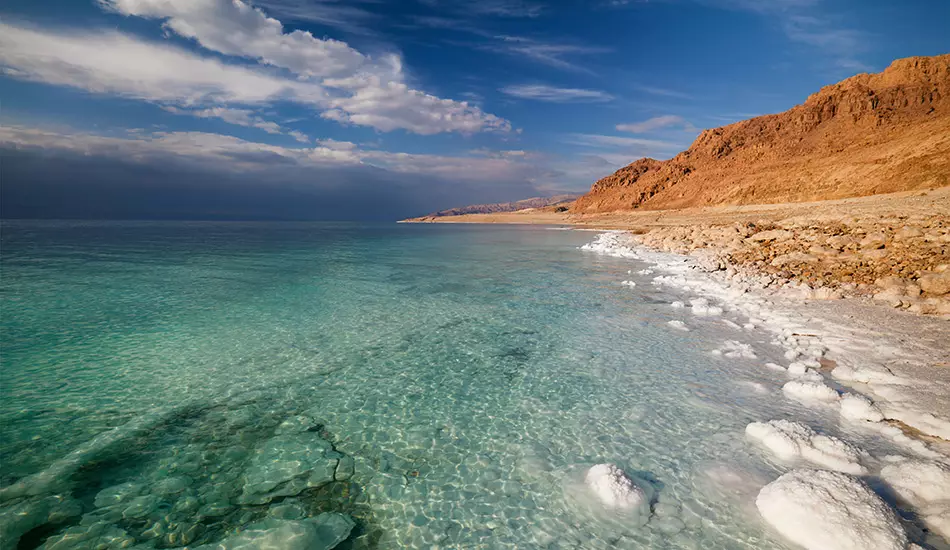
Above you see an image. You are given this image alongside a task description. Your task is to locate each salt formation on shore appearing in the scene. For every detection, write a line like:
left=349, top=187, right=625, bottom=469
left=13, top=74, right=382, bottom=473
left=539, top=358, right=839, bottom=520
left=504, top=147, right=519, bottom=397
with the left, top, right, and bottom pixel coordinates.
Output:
left=584, top=464, right=651, bottom=514
left=756, top=469, right=908, bottom=550
left=880, top=459, right=950, bottom=540
left=745, top=420, right=868, bottom=474
left=581, top=230, right=950, bottom=548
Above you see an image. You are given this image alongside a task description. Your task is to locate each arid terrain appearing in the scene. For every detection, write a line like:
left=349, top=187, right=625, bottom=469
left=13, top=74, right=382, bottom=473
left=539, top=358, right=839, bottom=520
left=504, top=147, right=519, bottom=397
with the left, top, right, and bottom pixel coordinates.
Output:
left=574, top=54, right=950, bottom=213
left=404, top=55, right=950, bottom=315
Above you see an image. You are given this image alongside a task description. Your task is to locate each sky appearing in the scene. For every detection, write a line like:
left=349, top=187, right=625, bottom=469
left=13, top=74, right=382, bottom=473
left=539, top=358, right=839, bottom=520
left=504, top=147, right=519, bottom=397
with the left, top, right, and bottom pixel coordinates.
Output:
left=1, top=0, right=948, bottom=220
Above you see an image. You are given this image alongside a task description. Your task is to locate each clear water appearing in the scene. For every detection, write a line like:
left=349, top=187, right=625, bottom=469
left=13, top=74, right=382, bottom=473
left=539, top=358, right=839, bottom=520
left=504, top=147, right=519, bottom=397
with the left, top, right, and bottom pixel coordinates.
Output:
left=0, top=221, right=904, bottom=549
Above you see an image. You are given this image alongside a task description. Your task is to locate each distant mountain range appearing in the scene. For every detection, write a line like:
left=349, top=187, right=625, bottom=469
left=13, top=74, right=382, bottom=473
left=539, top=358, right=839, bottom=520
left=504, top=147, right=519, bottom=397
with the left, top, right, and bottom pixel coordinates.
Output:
left=420, top=193, right=580, bottom=217
left=573, top=54, right=950, bottom=213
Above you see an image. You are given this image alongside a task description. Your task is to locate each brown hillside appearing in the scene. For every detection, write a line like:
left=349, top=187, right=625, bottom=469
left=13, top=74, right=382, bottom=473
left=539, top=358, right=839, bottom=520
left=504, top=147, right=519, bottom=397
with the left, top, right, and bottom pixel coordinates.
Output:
left=573, top=54, right=950, bottom=213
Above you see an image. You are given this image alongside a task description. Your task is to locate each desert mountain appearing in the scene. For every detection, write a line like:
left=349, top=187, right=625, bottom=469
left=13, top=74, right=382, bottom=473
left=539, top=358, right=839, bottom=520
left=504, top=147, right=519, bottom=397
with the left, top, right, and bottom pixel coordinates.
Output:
left=573, top=54, right=950, bottom=213
left=420, top=193, right=580, bottom=218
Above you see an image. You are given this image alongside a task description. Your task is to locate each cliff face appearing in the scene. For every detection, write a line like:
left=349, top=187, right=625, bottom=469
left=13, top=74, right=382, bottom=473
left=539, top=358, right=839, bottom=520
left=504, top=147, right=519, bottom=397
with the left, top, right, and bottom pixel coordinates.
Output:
left=573, top=54, right=950, bottom=213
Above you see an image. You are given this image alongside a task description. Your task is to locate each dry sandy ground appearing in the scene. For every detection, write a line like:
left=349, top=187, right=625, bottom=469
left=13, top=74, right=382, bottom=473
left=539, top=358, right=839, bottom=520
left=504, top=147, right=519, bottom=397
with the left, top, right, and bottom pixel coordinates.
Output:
left=404, top=186, right=950, bottom=229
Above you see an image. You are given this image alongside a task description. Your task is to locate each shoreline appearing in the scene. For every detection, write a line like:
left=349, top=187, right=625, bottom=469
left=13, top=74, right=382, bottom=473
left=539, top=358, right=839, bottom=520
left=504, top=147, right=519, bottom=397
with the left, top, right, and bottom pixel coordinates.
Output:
left=404, top=187, right=950, bottom=318
left=580, top=230, right=950, bottom=544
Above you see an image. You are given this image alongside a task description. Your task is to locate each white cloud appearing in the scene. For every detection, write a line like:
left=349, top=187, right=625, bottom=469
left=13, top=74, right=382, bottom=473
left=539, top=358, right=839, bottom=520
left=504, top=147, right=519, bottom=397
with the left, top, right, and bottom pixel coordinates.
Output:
left=0, top=22, right=311, bottom=105
left=253, top=0, right=380, bottom=35
left=164, top=106, right=285, bottom=134
left=499, top=84, right=613, bottom=102
left=287, top=130, right=310, bottom=143
left=566, top=133, right=682, bottom=150
left=0, top=124, right=531, bottom=182
left=484, top=35, right=610, bottom=72
left=323, top=79, right=510, bottom=134
left=0, top=7, right=509, bottom=136
left=616, top=115, right=696, bottom=133
left=418, top=0, right=544, bottom=18
left=99, top=0, right=377, bottom=80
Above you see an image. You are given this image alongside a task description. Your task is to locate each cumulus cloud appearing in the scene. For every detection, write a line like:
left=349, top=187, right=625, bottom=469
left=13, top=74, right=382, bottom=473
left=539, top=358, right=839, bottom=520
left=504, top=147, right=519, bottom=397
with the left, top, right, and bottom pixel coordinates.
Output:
left=0, top=4, right=509, bottom=135
left=499, top=84, right=613, bottom=102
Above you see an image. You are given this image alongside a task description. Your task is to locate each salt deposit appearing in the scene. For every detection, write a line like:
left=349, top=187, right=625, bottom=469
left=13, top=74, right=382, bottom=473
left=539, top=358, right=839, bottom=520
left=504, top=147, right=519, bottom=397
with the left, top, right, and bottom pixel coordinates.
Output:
left=880, top=459, right=950, bottom=540
left=745, top=420, right=868, bottom=474
left=667, top=320, right=689, bottom=331
left=839, top=393, right=885, bottom=422
left=584, top=464, right=651, bottom=513
left=756, top=469, right=908, bottom=550
left=710, top=340, right=756, bottom=359
left=782, top=380, right=840, bottom=402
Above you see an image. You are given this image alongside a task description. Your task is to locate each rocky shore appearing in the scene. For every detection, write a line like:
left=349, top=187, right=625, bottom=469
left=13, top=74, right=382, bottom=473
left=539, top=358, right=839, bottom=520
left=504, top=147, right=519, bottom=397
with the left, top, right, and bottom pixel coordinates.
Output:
left=404, top=187, right=950, bottom=318
left=634, top=215, right=950, bottom=316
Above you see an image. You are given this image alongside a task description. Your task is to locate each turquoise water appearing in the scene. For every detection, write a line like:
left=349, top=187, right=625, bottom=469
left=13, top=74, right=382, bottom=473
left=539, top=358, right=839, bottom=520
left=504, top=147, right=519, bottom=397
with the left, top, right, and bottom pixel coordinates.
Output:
left=0, top=221, right=897, bottom=549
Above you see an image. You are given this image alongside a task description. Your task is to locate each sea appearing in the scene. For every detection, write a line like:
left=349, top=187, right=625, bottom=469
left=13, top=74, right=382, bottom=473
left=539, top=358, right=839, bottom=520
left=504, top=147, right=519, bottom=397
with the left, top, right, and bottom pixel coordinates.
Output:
left=0, top=221, right=910, bottom=549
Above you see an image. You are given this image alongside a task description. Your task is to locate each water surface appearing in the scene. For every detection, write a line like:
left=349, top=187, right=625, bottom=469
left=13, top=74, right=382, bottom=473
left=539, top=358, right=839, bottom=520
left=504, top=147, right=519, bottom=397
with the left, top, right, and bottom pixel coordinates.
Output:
left=1, top=221, right=895, bottom=549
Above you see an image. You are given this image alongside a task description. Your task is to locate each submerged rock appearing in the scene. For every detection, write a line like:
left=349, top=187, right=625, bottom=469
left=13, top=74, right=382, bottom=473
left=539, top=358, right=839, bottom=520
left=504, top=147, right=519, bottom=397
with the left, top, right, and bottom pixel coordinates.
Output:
left=240, top=432, right=338, bottom=504
left=191, top=513, right=355, bottom=550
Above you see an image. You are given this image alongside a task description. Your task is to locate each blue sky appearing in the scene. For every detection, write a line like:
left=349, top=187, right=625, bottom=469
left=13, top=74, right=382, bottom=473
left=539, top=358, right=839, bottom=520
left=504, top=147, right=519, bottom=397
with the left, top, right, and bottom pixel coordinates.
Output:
left=1, top=0, right=948, bottom=219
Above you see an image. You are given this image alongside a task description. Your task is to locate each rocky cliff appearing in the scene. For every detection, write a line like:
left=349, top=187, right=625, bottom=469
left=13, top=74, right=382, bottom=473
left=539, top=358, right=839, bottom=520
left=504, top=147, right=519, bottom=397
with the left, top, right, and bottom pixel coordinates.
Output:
left=573, top=54, right=950, bottom=213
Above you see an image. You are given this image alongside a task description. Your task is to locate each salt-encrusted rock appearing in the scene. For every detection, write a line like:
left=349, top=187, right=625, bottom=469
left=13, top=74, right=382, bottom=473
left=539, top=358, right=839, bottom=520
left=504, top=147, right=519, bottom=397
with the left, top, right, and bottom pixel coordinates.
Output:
left=240, top=432, right=338, bottom=504
left=838, top=394, right=884, bottom=422
left=880, top=459, right=950, bottom=540
left=782, top=380, right=840, bottom=402
left=693, top=250, right=726, bottom=272
left=745, top=420, right=868, bottom=474
left=756, top=469, right=907, bottom=550
left=749, top=229, right=794, bottom=242
left=584, top=464, right=652, bottom=513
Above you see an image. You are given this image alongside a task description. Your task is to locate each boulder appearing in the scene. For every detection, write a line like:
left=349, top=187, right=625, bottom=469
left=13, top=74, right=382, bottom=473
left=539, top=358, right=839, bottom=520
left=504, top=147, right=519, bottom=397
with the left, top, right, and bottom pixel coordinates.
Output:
left=191, top=514, right=355, bottom=550
left=919, top=271, right=950, bottom=296
left=859, top=232, right=887, bottom=249
left=240, top=432, right=338, bottom=504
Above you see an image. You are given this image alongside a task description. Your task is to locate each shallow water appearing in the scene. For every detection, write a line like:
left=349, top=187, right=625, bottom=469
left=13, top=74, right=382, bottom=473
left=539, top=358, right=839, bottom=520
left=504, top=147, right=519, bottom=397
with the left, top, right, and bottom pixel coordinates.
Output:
left=0, top=221, right=919, bottom=549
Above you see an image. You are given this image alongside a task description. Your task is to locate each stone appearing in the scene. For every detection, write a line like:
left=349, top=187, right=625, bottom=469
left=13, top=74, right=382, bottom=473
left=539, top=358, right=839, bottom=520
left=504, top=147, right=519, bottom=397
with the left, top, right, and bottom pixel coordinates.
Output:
left=770, top=252, right=818, bottom=267
left=826, top=235, right=856, bottom=250
left=919, top=271, right=950, bottom=296
left=240, top=432, right=338, bottom=504
left=862, top=248, right=888, bottom=260
left=894, top=226, right=923, bottom=240
left=0, top=495, right=82, bottom=549
left=191, top=514, right=354, bottom=550
left=749, top=229, right=794, bottom=242
left=335, top=456, right=355, bottom=481
left=859, top=232, right=887, bottom=249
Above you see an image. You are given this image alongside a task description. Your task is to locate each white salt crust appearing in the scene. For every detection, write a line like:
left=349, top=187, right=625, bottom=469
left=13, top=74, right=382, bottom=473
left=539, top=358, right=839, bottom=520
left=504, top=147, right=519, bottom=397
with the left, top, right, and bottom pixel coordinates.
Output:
left=745, top=420, right=868, bottom=474
left=756, top=469, right=908, bottom=550
left=584, top=464, right=650, bottom=512
left=581, top=231, right=950, bottom=446
left=880, top=459, right=950, bottom=541
left=667, top=320, right=689, bottom=331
